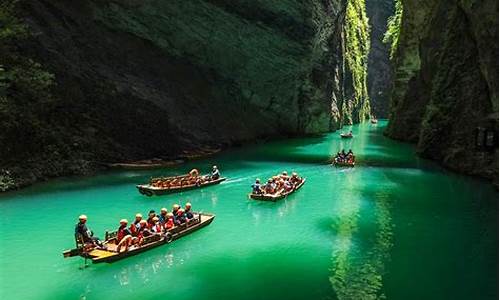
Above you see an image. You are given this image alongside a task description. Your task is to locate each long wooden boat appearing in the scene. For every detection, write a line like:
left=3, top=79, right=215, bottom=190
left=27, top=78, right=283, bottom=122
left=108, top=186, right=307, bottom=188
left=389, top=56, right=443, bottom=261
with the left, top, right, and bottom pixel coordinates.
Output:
left=63, top=212, right=215, bottom=264
left=249, top=178, right=306, bottom=202
left=340, top=133, right=353, bottom=139
left=137, top=176, right=226, bottom=196
left=370, top=119, right=378, bottom=124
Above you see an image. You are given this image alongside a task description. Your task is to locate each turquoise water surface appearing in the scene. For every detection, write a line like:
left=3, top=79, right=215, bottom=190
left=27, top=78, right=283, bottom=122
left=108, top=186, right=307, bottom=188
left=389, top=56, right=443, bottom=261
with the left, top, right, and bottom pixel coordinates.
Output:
left=0, top=121, right=497, bottom=300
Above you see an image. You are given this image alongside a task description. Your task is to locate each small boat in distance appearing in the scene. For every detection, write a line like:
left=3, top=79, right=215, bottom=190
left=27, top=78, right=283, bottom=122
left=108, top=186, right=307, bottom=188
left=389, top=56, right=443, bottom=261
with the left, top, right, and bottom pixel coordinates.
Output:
left=340, top=132, right=353, bottom=138
left=63, top=212, right=215, bottom=264
left=333, top=150, right=355, bottom=167
left=137, top=168, right=226, bottom=196
left=370, top=117, right=378, bottom=124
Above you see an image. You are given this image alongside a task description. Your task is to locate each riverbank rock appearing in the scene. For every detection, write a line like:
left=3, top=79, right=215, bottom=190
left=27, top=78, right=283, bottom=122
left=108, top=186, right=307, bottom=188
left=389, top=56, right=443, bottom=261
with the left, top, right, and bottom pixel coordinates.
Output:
left=385, top=0, right=498, bottom=180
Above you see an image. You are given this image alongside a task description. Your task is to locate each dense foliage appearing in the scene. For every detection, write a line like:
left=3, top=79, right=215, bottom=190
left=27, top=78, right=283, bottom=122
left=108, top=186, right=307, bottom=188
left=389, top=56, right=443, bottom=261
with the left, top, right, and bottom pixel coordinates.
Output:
left=343, top=0, right=371, bottom=122
left=382, top=0, right=402, bottom=59
left=0, top=1, right=61, bottom=190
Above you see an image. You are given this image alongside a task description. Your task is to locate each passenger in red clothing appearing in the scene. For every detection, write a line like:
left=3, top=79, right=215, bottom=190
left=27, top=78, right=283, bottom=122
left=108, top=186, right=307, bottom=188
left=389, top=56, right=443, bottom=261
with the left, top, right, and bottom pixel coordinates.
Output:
left=116, top=219, right=133, bottom=253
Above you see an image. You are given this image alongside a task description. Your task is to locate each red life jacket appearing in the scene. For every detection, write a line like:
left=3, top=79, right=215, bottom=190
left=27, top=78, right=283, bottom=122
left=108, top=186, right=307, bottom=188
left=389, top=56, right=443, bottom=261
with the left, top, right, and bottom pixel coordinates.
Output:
left=117, top=226, right=128, bottom=242
left=165, top=219, right=174, bottom=230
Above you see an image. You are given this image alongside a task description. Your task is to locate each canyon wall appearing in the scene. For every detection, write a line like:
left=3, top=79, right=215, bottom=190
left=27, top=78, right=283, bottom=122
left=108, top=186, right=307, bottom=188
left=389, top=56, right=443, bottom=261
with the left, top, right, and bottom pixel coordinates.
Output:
left=366, top=0, right=393, bottom=118
left=385, top=0, right=498, bottom=180
left=0, top=0, right=370, bottom=190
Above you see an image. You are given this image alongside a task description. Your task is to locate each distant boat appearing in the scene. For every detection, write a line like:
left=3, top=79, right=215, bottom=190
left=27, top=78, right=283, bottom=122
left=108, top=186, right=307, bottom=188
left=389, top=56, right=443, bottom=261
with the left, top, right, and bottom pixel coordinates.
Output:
left=370, top=118, right=378, bottom=124
left=249, top=179, right=306, bottom=202
left=340, top=132, right=353, bottom=138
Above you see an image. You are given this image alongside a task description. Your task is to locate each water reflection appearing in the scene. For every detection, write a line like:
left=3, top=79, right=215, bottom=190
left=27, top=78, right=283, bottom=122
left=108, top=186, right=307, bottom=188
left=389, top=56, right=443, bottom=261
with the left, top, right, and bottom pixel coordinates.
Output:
left=329, top=174, right=394, bottom=299
left=112, top=249, right=189, bottom=287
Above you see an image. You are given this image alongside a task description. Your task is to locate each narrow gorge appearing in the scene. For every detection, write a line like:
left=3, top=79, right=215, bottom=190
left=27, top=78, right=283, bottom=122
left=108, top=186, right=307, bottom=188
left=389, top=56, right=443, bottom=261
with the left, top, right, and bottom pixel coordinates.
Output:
left=0, top=0, right=497, bottom=190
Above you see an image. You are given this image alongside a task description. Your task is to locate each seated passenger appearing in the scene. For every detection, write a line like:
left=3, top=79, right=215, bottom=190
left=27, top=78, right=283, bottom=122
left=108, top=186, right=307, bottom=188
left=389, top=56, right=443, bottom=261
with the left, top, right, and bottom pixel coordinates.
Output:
left=264, top=179, right=276, bottom=194
left=116, top=219, right=133, bottom=253
left=130, top=213, right=142, bottom=236
left=189, top=168, right=199, bottom=178
left=275, top=178, right=285, bottom=193
left=137, top=220, right=153, bottom=244
left=151, top=217, right=163, bottom=234
left=290, top=172, right=302, bottom=185
left=251, top=178, right=263, bottom=194
left=175, top=208, right=186, bottom=225
left=147, top=210, right=156, bottom=229
left=211, top=165, right=220, bottom=180
left=159, top=208, right=168, bottom=225
left=164, top=213, right=175, bottom=230
left=75, top=215, right=105, bottom=248
left=283, top=180, right=294, bottom=192
left=280, top=171, right=289, bottom=180
left=185, top=202, right=194, bottom=220
left=172, top=204, right=180, bottom=218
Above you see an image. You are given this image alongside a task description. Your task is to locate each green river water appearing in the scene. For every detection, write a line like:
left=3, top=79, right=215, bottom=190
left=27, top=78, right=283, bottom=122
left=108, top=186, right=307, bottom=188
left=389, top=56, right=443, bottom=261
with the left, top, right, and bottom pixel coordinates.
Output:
left=0, top=121, right=497, bottom=300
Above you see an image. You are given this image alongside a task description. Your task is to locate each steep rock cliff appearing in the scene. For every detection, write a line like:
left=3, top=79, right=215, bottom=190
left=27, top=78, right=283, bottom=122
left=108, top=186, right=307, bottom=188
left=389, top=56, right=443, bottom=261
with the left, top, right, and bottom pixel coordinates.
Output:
left=0, top=0, right=370, bottom=190
left=385, top=0, right=498, bottom=180
left=366, top=0, right=393, bottom=118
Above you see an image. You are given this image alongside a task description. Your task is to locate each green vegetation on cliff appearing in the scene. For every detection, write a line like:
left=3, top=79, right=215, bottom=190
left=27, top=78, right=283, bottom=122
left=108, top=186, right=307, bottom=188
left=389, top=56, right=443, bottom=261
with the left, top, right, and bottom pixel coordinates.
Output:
left=383, top=0, right=402, bottom=59
left=0, top=1, right=57, bottom=190
left=343, top=0, right=371, bottom=123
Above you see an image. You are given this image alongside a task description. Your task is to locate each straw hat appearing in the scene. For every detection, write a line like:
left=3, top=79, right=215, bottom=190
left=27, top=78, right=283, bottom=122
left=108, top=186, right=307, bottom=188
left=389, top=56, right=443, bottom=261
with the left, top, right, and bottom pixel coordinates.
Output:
left=152, top=216, right=159, bottom=222
left=120, top=219, right=128, bottom=224
left=185, top=202, right=192, bottom=208
left=135, top=213, right=143, bottom=218
left=173, top=204, right=180, bottom=209
left=161, top=208, right=168, bottom=213
left=79, top=215, right=87, bottom=220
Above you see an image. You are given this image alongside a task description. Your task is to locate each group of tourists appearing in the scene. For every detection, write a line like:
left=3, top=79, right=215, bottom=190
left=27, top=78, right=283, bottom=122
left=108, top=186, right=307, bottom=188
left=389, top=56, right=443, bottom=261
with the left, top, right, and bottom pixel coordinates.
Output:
left=251, top=171, right=304, bottom=195
left=334, top=149, right=355, bottom=164
left=150, top=166, right=221, bottom=188
left=75, top=202, right=196, bottom=253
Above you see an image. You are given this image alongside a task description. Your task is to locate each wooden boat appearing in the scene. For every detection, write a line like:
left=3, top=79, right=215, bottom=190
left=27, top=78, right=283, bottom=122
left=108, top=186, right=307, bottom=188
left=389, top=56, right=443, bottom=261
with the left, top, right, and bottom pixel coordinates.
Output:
left=333, top=160, right=355, bottom=167
left=340, top=133, right=353, bottom=139
left=370, top=119, right=378, bottom=124
left=249, top=178, right=306, bottom=202
left=137, top=175, right=226, bottom=196
left=63, top=212, right=215, bottom=264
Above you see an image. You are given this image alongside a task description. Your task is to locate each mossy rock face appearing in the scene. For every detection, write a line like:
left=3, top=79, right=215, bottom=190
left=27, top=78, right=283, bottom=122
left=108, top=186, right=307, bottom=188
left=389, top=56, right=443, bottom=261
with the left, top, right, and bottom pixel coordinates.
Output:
left=385, top=0, right=498, bottom=180
left=1, top=0, right=371, bottom=189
